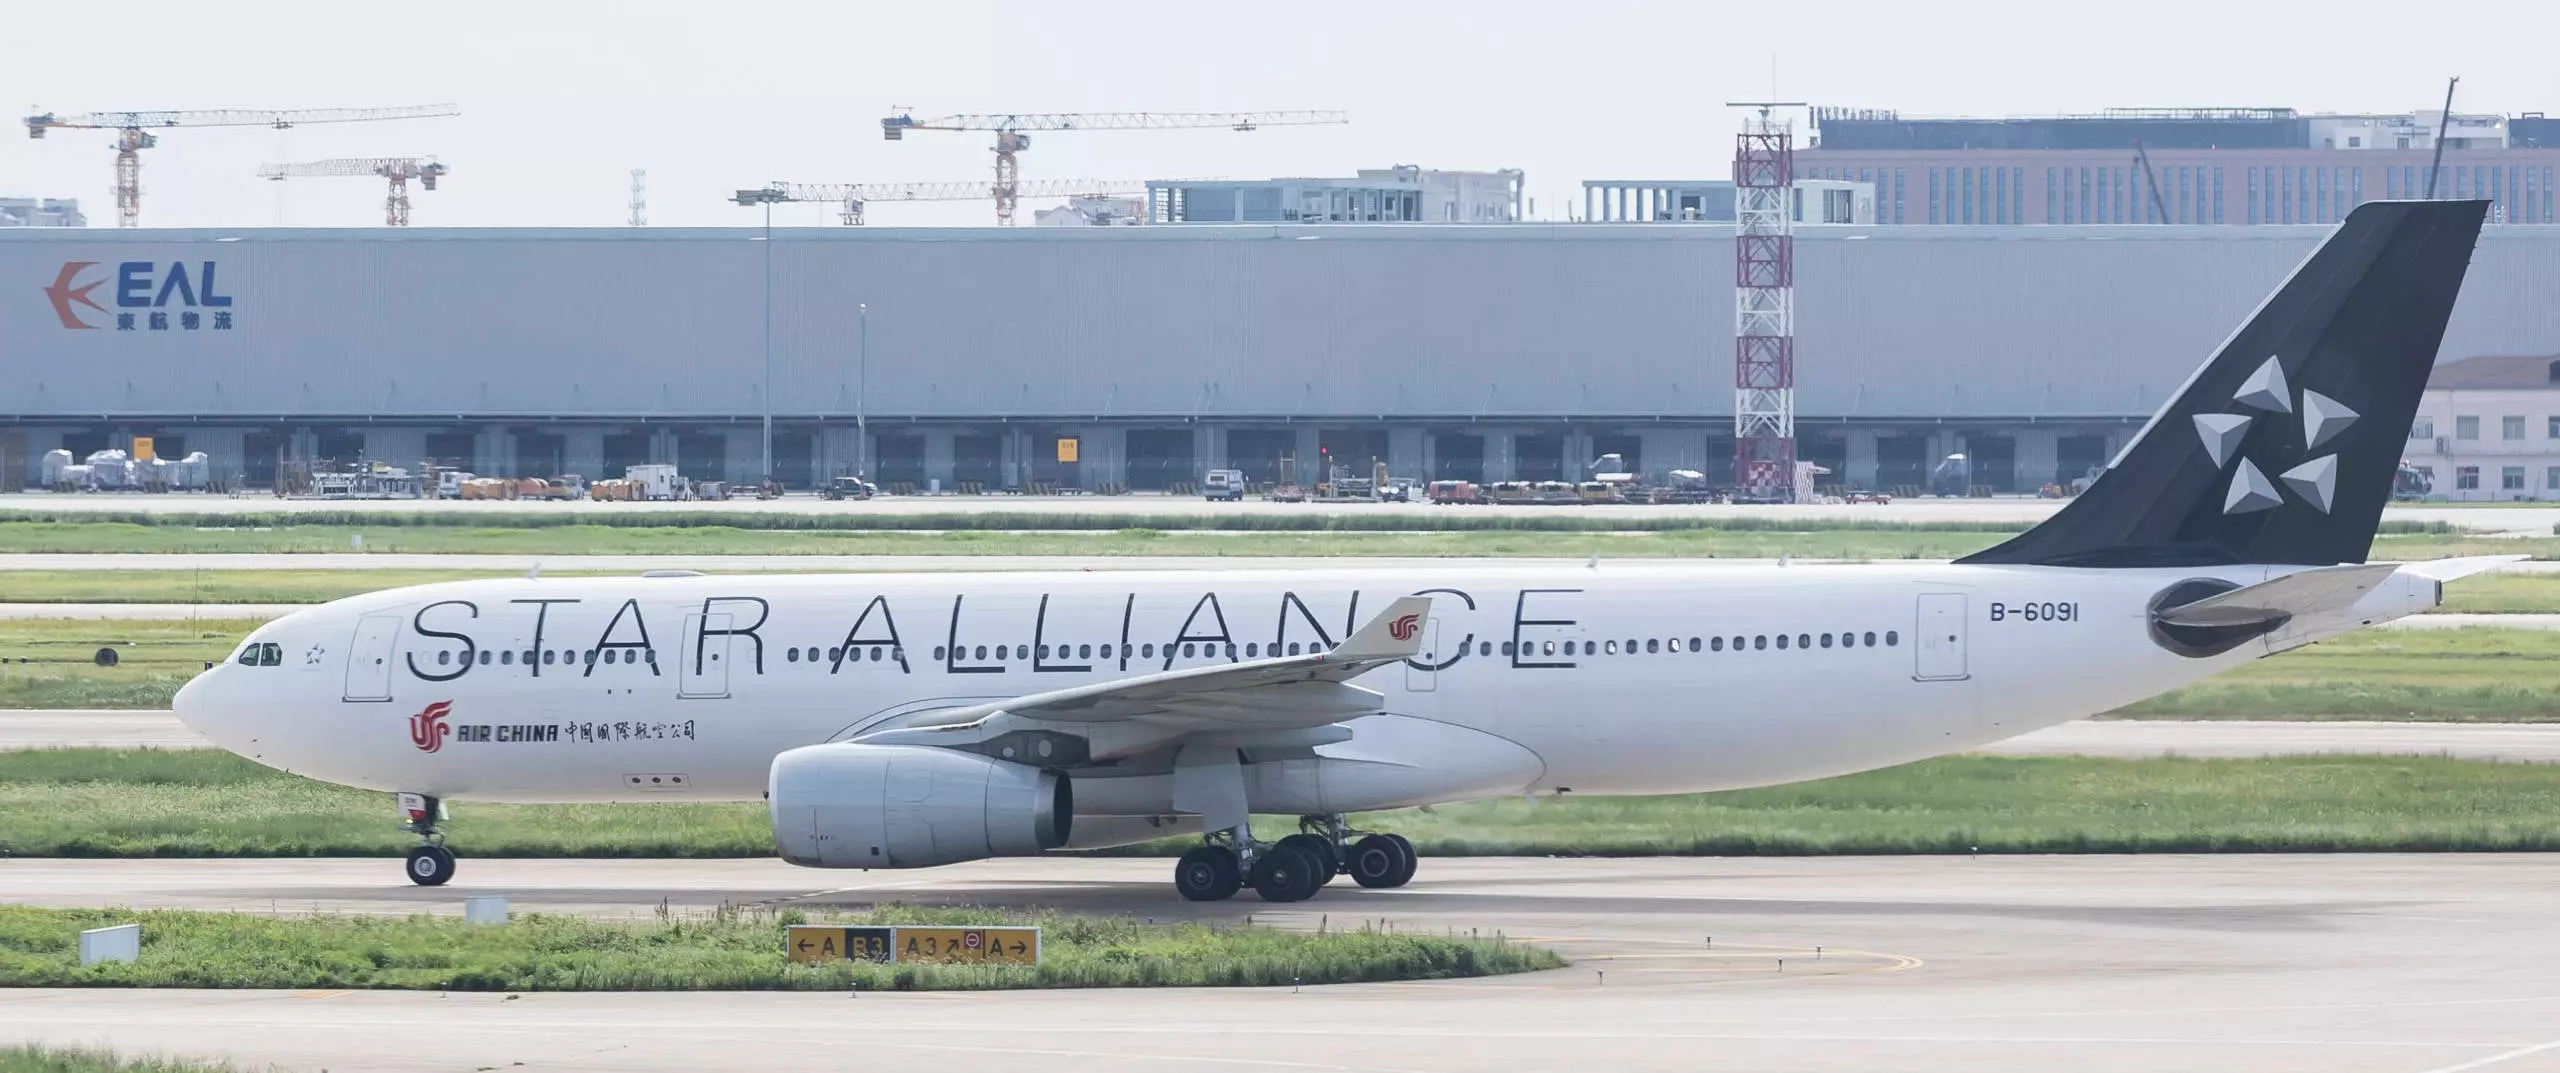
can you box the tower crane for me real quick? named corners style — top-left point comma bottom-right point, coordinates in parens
top-left (880, 110), bottom-right (1348, 225)
top-left (257, 157), bottom-right (449, 226)
top-left (755, 178), bottom-right (1150, 224)
top-left (24, 104), bottom-right (461, 227)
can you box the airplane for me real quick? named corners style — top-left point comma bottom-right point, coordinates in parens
top-left (176, 199), bottom-right (2510, 903)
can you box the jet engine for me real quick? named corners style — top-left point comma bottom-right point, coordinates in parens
top-left (769, 743), bottom-right (1070, 869)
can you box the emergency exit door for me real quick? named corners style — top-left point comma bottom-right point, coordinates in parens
top-left (1403, 618), bottom-right (1440, 692)
top-left (342, 612), bottom-right (402, 702)
top-left (1913, 593), bottom-right (1970, 681)
top-left (679, 613), bottom-right (732, 699)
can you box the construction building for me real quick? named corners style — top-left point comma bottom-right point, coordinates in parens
top-left (0, 198), bottom-right (86, 227)
top-left (1580, 179), bottom-right (1876, 224)
top-left (1796, 105), bottom-right (2560, 225)
top-left (1148, 167), bottom-right (1524, 224)
top-left (3, 222), bottom-right (2557, 495)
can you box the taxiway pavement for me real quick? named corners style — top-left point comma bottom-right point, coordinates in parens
top-left (5, 855), bottom-right (2559, 1073)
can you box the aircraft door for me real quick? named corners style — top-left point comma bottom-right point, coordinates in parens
top-left (679, 613), bottom-right (733, 699)
top-left (1403, 617), bottom-right (1440, 693)
top-left (1913, 593), bottom-right (1970, 681)
top-left (342, 611), bottom-right (402, 702)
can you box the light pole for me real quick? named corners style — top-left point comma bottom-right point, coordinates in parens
top-left (856, 303), bottom-right (868, 480)
top-left (731, 187), bottom-right (789, 486)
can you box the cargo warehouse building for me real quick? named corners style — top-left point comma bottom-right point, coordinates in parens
top-left (3, 223), bottom-right (2557, 494)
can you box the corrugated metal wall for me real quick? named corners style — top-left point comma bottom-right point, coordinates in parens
top-left (4, 223), bottom-right (2555, 420)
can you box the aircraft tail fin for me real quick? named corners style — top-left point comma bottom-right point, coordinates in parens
top-left (1960, 199), bottom-right (2488, 568)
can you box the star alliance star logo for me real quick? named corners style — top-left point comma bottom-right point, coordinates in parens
top-left (2192, 356), bottom-right (2357, 515)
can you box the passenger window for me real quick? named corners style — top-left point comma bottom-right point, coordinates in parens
top-left (786, 648), bottom-right (800, 663)
top-left (436, 650), bottom-right (451, 666)
top-left (584, 650), bottom-right (597, 666)
top-left (501, 650), bottom-right (514, 665)
top-left (1246, 643), bottom-right (1259, 657)
top-left (1711, 637), bottom-right (1724, 652)
top-left (1732, 636), bottom-right (1744, 651)
top-left (542, 650), bottom-right (556, 665)
top-left (1776, 635), bottom-right (1789, 650)
top-left (1754, 636), bottom-right (1767, 650)
top-left (1480, 641), bottom-right (1492, 656)
top-left (1605, 640), bottom-right (1618, 655)
top-left (1079, 644), bottom-right (1093, 659)
top-left (975, 645), bottom-right (989, 660)
top-left (478, 650), bottom-right (492, 665)
top-left (1863, 632), bottom-right (1877, 647)
top-left (871, 647), bottom-right (884, 662)
top-left (934, 646), bottom-right (948, 660)
top-left (1543, 640), bottom-right (1556, 656)
top-left (1143, 644), bottom-right (1156, 658)
top-left (604, 649), bottom-right (618, 664)
top-left (1224, 644), bottom-right (1237, 659)
top-left (1688, 637), bottom-right (1701, 652)
top-left (1646, 639), bottom-right (1659, 654)
top-left (1797, 634), bottom-right (1810, 650)
top-left (1625, 638), bottom-right (1638, 653)
top-left (1886, 631), bottom-right (1899, 646)
top-left (1820, 634), bottom-right (1832, 648)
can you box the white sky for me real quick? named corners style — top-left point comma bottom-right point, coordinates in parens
top-left (2, 0), bottom-right (2554, 229)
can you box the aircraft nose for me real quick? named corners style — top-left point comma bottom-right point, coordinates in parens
top-left (172, 663), bottom-right (233, 746)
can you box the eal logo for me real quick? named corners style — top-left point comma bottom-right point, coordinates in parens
top-left (43, 260), bottom-right (236, 332)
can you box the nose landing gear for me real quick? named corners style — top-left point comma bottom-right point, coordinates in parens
top-left (397, 792), bottom-right (455, 886)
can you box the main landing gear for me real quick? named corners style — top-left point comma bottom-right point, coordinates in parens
top-left (1172, 815), bottom-right (1417, 903)
top-left (398, 792), bottom-right (455, 886)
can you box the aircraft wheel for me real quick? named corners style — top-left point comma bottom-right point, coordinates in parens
top-left (1383, 834), bottom-right (1419, 888)
top-left (405, 845), bottom-right (456, 887)
top-left (1174, 846), bottom-right (1242, 902)
top-left (1347, 834), bottom-right (1415, 889)
top-left (1249, 844), bottom-right (1323, 903)
top-left (1277, 833), bottom-right (1338, 889)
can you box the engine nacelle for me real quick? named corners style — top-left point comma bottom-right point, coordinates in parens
top-left (769, 743), bottom-right (1070, 869)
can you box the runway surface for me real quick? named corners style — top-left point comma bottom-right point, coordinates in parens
top-left (7, 855), bottom-right (2560, 1073)
top-left (9, 710), bottom-right (2557, 761)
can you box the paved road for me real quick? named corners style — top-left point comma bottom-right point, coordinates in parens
top-left (6, 855), bottom-right (2560, 1073)
top-left (1987, 719), bottom-right (2560, 762)
top-left (11, 710), bottom-right (2559, 762)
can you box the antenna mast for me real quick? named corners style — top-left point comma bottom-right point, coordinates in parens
top-left (1729, 101), bottom-right (1806, 502)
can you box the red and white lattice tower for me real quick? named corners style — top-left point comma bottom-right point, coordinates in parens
top-left (1730, 103), bottom-right (1804, 501)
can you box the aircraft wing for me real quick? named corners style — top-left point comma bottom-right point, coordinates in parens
top-left (858, 596), bottom-right (1433, 755)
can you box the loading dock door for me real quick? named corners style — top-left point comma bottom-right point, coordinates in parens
top-left (1913, 594), bottom-right (1970, 681)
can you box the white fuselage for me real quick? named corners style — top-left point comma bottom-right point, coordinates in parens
top-left (173, 562), bottom-right (2423, 815)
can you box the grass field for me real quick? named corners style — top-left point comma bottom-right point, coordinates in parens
top-left (8, 616), bottom-right (2557, 720)
top-left (2119, 626), bottom-right (2560, 721)
top-left (0, 619), bottom-right (255, 710)
top-left (2, 546), bottom-right (2554, 608)
top-left (6, 749), bottom-right (2556, 859)
top-left (0, 1046), bottom-right (244, 1073)
top-left (0, 903), bottom-right (1553, 991)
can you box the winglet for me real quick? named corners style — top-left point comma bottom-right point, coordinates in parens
top-left (1332, 595), bottom-right (1432, 662)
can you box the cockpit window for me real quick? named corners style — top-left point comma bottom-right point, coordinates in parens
top-left (237, 642), bottom-right (282, 667)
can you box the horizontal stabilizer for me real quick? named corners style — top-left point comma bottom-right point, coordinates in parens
top-left (2155, 563), bottom-right (2399, 627)
top-left (2392, 555), bottom-right (2529, 583)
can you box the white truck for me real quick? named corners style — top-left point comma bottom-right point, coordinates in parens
top-left (625, 464), bottom-right (687, 501)
top-left (1202, 468), bottom-right (1246, 502)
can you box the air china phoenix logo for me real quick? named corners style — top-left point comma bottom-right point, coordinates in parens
top-left (2192, 356), bottom-right (2358, 516)
top-left (409, 701), bottom-right (454, 753)
top-left (1387, 613), bottom-right (1422, 641)
top-left (43, 262), bottom-right (106, 329)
